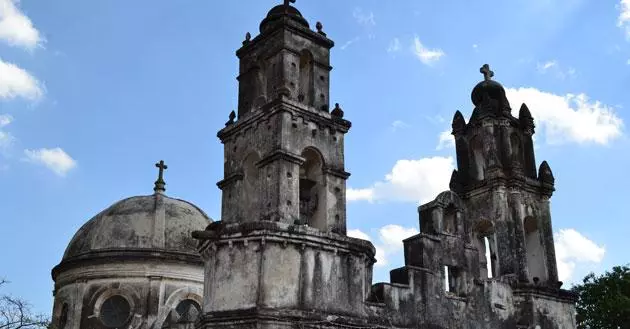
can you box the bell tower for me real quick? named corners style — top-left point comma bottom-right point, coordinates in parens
top-left (217, 0), bottom-right (351, 234)
top-left (449, 64), bottom-right (560, 286)
top-left (194, 2), bottom-right (375, 328)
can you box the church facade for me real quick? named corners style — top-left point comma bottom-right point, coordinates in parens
top-left (191, 2), bottom-right (577, 329)
top-left (51, 2), bottom-right (577, 329)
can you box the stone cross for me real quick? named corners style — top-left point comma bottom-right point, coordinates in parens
top-left (154, 160), bottom-right (168, 194)
top-left (480, 64), bottom-right (494, 81)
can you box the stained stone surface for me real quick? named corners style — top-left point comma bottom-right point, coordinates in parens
top-left (51, 192), bottom-right (211, 329)
top-left (194, 3), bottom-right (578, 329)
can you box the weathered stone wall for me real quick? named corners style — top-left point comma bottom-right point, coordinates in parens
top-left (52, 260), bottom-right (203, 329)
top-left (218, 98), bottom-right (350, 233)
top-left (197, 221), bottom-right (375, 323)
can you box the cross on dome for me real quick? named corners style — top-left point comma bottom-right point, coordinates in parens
top-left (154, 160), bottom-right (168, 194)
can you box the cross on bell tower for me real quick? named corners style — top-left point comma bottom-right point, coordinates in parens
top-left (480, 64), bottom-right (494, 81)
top-left (448, 64), bottom-right (559, 287)
top-left (283, 0), bottom-right (296, 12)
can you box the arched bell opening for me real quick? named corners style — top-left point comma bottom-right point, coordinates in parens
top-left (299, 147), bottom-right (326, 230)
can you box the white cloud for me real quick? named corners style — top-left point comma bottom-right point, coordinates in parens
top-left (346, 187), bottom-right (375, 202)
top-left (619, 0), bottom-right (630, 39)
top-left (348, 225), bottom-right (418, 267)
top-left (387, 38), bottom-right (401, 53)
top-left (0, 58), bottom-right (43, 101)
top-left (353, 7), bottom-right (376, 27)
top-left (554, 229), bottom-right (605, 283)
top-left (436, 129), bottom-right (454, 150)
top-left (24, 147), bottom-right (77, 176)
top-left (411, 37), bottom-right (445, 66)
top-left (347, 229), bottom-right (371, 241)
top-left (0, 114), bottom-right (12, 127)
top-left (379, 225), bottom-right (418, 251)
top-left (506, 88), bottom-right (623, 145)
top-left (0, 0), bottom-right (43, 50)
top-left (347, 156), bottom-right (454, 204)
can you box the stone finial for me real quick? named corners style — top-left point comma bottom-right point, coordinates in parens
top-left (538, 161), bottom-right (554, 185)
top-left (331, 103), bottom-right (344, 119)
top-left (449, 170), bottom-right (462, 192)
top-left (154, 160), bottom-right (168, 194)
top-left (225, 110), bottom-right (236, 126)
top-left (243, 32), bottom-right (251, 46)
top-left (519, 103), bottom-right (535, 129)
top-left (480, 64), bottom-right (494, 81)
top-left (316, 21), bottom-right (326, 36)
top-left (451, 110), bottom-right (466, 134)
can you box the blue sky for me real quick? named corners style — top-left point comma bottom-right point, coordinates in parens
top-left (0, 0), bottom-right (629, 315)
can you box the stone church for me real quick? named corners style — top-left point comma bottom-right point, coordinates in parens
top-left (50, 2), bottom-right (577, 329)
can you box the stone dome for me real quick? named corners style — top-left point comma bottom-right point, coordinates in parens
top-left (470, 64), bottom-right (509, 107)
top-left (62, 193), bottom-right (212, 261)
top-left (471, 79), bottom-right (507, 107)
top-left (259, 4), bottom-right (309, 33)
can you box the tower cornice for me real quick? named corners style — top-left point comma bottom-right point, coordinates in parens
top-left (218, 97), bottom-right (351, 142)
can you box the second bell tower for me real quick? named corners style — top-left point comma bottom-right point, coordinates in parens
top-left (217, 1), bottom-right (352, 233)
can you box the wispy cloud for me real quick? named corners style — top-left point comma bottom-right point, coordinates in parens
top-left (0, 58), bottom-right (44, 101)
top-left (340, 36), bottom-right (360, 50)
top-left (537, 60), bottom-right (558, 72)
top-left (391, 120), bottom-right (409, 132)
top-left (0, 0), bottom-right (43, 50)
top-left (619, 0), bottom-right (630, 39)
top-left (536, 60), bottom-right (576, 79)
top-left (24, 147), bottom-right (77, 176)
top-left (353, 7), bottom-right (376, 27)
top-left (0, 114), bottom-right (14, 149)
top-left (411, 37), bottom-right (445, 66)
top-left (387, 38), bottom-right (401, 53)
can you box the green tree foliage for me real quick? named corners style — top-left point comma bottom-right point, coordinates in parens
top-left (572, 265), bottom-right (630, 329)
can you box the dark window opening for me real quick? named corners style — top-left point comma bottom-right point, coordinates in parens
top-left (99, 295), bottom-right (131, 328)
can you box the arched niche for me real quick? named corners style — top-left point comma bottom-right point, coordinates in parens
top-left (252, 61), bottom-right (266, 110)
top-left (474, 219), bottom-right (497, 279)
top-left (510, 132), bottom-right (523, 166)
top-left (161, 299), bottom-right (201, 329)
top-left (524, 216), bottom-right (547, 283)
top-left (299, 147), bottom-right (325, 230)
top-left (54, 302), bottom-right (69, 329)
top-left (470, 135), bottom-right (485, 180)
top-left (242, 151), bottom-right (261, 221)
top-left (298, 49), bottom-right (314, 106)
top-left (454, 138), bottom-right (470, 178)
top-left (443, 205), bottom-right (457, 235)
